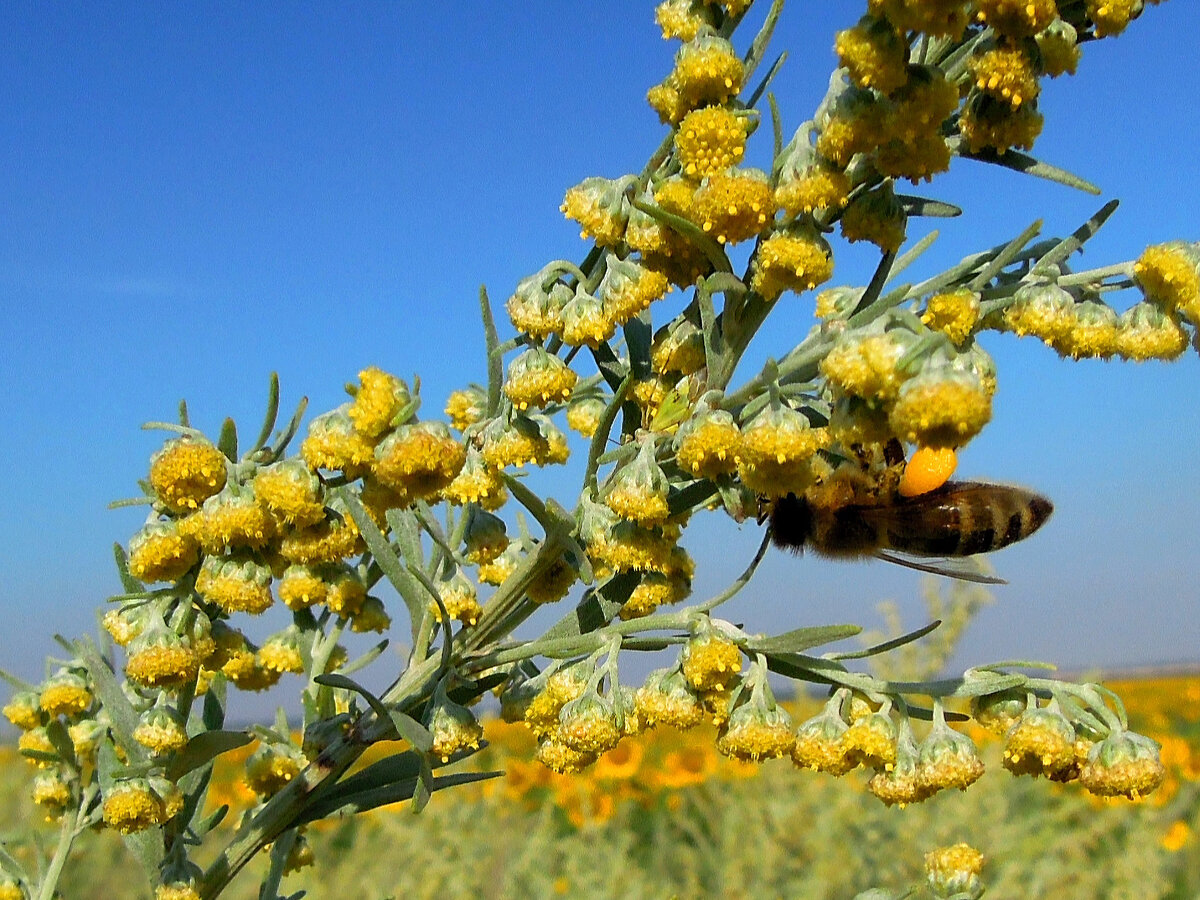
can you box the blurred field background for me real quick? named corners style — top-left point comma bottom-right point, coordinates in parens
top-left (2, 672), bottom-right (1196, 900)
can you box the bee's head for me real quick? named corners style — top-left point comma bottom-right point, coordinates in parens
top-left (768, 493), bottom-right (814, 552)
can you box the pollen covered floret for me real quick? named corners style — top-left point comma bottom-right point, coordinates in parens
top-left (975, 0), bottom-right (1058, 38)
top-left (324, 566), bottom-right (367, 618)
top-left (750, 227), bottom-right (834, 301)
top-left (875, 131), bottom-right (952, 183)
top-left (998, 281), bottom-right (1077, 344)
top-left (278, 509), bottom-right (362, 565)
top-left (38, 670), bottom-right (92, 718)
top-left (349, 595), bottom-right (391, 634)
top-left (969, 46), bottom-right (1040, 108)
top-left (959, 94), bottom-right (1044, 155)
top-left (822, 329), bottom-right (916, 403)
top-left (680, 627), bottom-right (742, 692)
top-left (301, 407), bottom-right (377, 475)
top-left (503, 348), bottom-right (577, 411)
top-left (1116, 303), bottom-right (1188, 361)
top-left (1053, 299), bottom-right (1120, 360)
top-left (278, 563), bottom-right (328, 610)
top-left (566, 396), bottom-right (607, 438)
top-left (526, 554), bottom-right (578, 605)
top-left (347, 367), bottom-right (411, 439)
top-left (888, 364), bottom-right (992, 449)
top-left (619, 570), bottom-right (691, 620)
top-left (635, 667), bottom-right (706, 730)
top-left (4, 691), bottom-right (44, 731)
top-left (196, 554), bottom-right (274, 615)
top-left (604, 440), bottom-right (671, 527)
top-left (1037, 20), bottom-right (1082, 77)
top-left (923, 287), bottom-right (981, 345)
top-left (443, 447), bottom-right (507, 509)
top-left (1134, 242), bottom-right (1200, 321)
top-left (506, 274), bottom-right (569, 342)
top-left (125, 628), bottom-right (200, 689)
top-left (775, 162), bottom-right (851, 216)
top-left (253, 459), bottom-right (326, 529)
top-left (479, 414), bottom-right (550, 472)
top-left (1086, 0), bottom-right (1142, 38)
top-left (561, 175), bottom-right (636, 248)
top-left (717, 701), bottom-right (795, 762)
top-left (917, 720), bottom-right (986, 793)
top-left (843, 710), bottom-right (899, 771)
top-left (18, 727), bottom-right (56, 766)
top-left (462, 505), bottom-right (508, 565)
top-left (149, 437), bottom-right (228, 514)
top-left (427, 696), bottom-right (484, 763)
top-left (655, 0), bottom-right (712, 42)
top-left (840, 184), bottom-right (907, 253)
top-left (791, 706), bottom-right (856, 775)
top-left (651, 317), bottom-right (706, 377)
top-left (835, 16), bottom-right (909, 94)
top-left (557, 692), bottom-right (623, 755)
top-left (258, 627), bottom-right (306, 674)
top-left (671, 34), bottom-right (745, 110)
top-left (676, 106), bottom-right (748, 180)
top-left (373, 421), bottom-right (466, 500)
top-left (1078, 730), bottom-right (1166, 799)
top-left (868, 0), bottom-right (971, 39)
top-left (435, 570), bottom-right (483, 626)
top-left (561, 287), bottom-right (617, 349)
top-left (535, 737), bottom-right (598, 774)
top-left (692, 169), bottom-right (775, 245)
top-left (32, 770), bottom-right (72, 816)
top-left (925, 843), bottom-right (985, 900)
top-left (445, 385), bottom-right (487, 432)
top-left (103, 778), bottom-right (168, 834)
top-left (246, 742), bottom-right (307, 798)
top-left (736, 404), bottom-right (829, 497)
top-left (181, 486), bottom-right (276, 554)
top-left (887, 64), bottom-right (960, 144)
top-left (133, 702), bottom-right (189, 755)
top-left (675, 408), bottom-right (740, 479)
top-left (816, 94), bottom-right (890, 167)
top-left (127, 519), bottom-right (200, 584)
top-left (1002, 705), bottom-right (1078, 779)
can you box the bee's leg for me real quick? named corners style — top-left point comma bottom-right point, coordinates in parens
top-left (884, 437), bottom-right (906, 467)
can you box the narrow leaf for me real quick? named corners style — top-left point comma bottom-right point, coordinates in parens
top-left (744, 624), bottom-right (863, 655)
top-left (897, 195), bottom-right (961, 218)
top-left (269, 395), bottom-right (309, 458)
top-left (480, 285), bottom-right (504, 417)
top-left (71, 636), bottom-right (144, 762)
top-left (250, 372), bottom-right (281, 454)
top-left (166, 730), bottom-right (252, 782)
top-left (830, 620), bottom-right (942, 661)
top-left (957, 144), bottom-right (1101, 195)
top-left (340, 490), bottom-right (424, 645)
top-left (217, 417), bottom-right (237, 461)
top-left (1033, 199), bottom-right (1120, 271)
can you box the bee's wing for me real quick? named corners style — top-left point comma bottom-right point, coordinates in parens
top-left (872, 550), bottom-right (1008, 584)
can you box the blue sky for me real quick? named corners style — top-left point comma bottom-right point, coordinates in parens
top-left (1, 2), bottom-right (1197, 697)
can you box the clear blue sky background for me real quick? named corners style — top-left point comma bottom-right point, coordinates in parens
top-left (2, 2), bottom-right (1197, 700)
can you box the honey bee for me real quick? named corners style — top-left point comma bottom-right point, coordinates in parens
top-left (767, 446), bottom-right (1053, 583)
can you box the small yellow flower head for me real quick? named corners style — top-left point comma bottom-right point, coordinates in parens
top-left (435, 570), bottom-right (483, 626)
top-left (301, 407), bottom-right (377, 475)
top-left (557, 692), bottom-right (623, 755)
top-left (888, 64), bottom-right (960, 143)
top-left (126, 626), bottom-right (201, 689)
top-left (103, 778), bottom-right (166, 834)
top-left (524, 665), bottom-right (590, 737)
top-left (959, 94), bottom-right (1044, 154)
top-left (245, 742), bottom-right (307, 798)
top-left (775, 162), bottom-right (852, 216)
top-left (604, 440), bottom-right (671, 527)
top-left (182, 487), bottom-right (275, 554)
top-left (1134, 241), bottom-right (1200, 319)
top-left (647, 79), bottom-right (689, 126)
top-left (868, 0), bottom-right (971, 38)
top-left (717, 700), bottom-right (794, 763)
top-left (1037, 19), bottom-right (1082, 77)
top-left (503, 348), bottom-right (578, 411)
top-left (925, 843), bottom-right (985, 900)
top-left (917, 719), bottom-right (986, 794)
top-left (841, 183), bottom-right (907, 253)
top-left (196, 554), bottom-right (274, 615)
top-left (998, 281), bottom-right (1076, 344)
top-left (283, 832), bottom-right (315, 875)
top-left (676, 106), bottom-right (749, 180)
top-left (631, 376), bottom-right (672, 425)
top-left (258, 627), bottom-right (306, 674)
top-left (347, 367), bottom-right (412, 439)
top-left (477, 540), bottom-right (523, 586)
top-left (791, 704), bottom-right (855, 775)
top-left (526, 554), bottom-right (578, 605)
top-left (750, 226), bottom-right (834, 301)
top-left (535, 737), bottom-right (597, 774)
top-left (561, 175), bottom-right (636, 248)
top-left (888, 364), bottom-right (992, 449)
top-left (835, 16), bottom-right (909, 94)
top-left (566, 396), bottom-right (607, 438)
top-left (736, 403), bottom-right (829, 498)
top-left (1053, 299), bottom-right (1120, 360)
top-left (349, 595), bottom-right (391, 633)
top-left (128, 520), bottom-right (200, 584)
top-left (0, 878), bottom-right (24, 900)
top-left (1086, 0), bottom-right (1142, 38)
top-left (652, 316), bottom-right (705, 376)
top-left (601, 256), bottom-right (672, 328)
top-left (149, 437), bottom-right (228, 514)
top-left (693, 168), bottom-right (775, 245)
top-left (426, 694), bottom-right (484, 763)
top-left (971, 687), bottom-right (1028, 734)
top-left (816, 92), bottom-right (890, 167)
top-left (462, 505), bottom-right (508, 565)
top-left (443, 447), bottom-right (507, 509)
top-left (32, 770), bottom-right (72, 816)
top-left (252, 459), bottom-right (325, 529)
top-left (373, 421), bottom-right (466, 500)
top-left (619, 570), bottom-right (690, 620)
top-left (4, 690), bottom-right (44, 731)
top-left (655, 0), bottom-right (713, 42)
top-left (671, 34), bottom-right (745, 109)
top-left (529, 414), bottom-right (570, 465)
top-left (156, 884), bottom-right (202, 900)
top-left (635, 667), bottom-right (706, 730)
top-left (445, 385), bottom-right (487, 432)
top-left (560, 287), bottom-right (617, 349)
top-left (205, 621), bottom-right (255, 674)
top-left (843, 710), bottom-right (899, 771)
top-left (898, 445), bottom-right (958, 497)
top-left (277, 563), bottom-right (328, 610)
top-left (133, 701), bottom-right (189, 755)
top-left (814, 286), bottom-right (863, 321)
top-left (279, 506), bottom-right (363, 565)
top-left (1002, 704), bottom-right (1077, 778)
top-left (324, 566), bottom-right (367, 617)
top-left (507, 272), bottom-right (571, 342)
top-left (655, 174), bottom-right (702, 225)
top-left (876, 132), bottom-right (952, 184)
top-left (38, 670), bottom-right (92, 719)
top-left (675, 407), bottom-right (740, 479)
top-left (868, 728), bottom-right (931, 806)
top-left (596, 520), bottom-right (677, 574)
top-left (680, 623), bottom-right (742, 692)
top-left (1117, 303), bottom-right (1188, 361)
top-left (923, 288), bottom-right (980, 346)
top-left (103, 604), bottom-right (150, 648)
top-left (970, 45), bottom-right (1041, 109)
top-left (1079, 730), bottom-right (1165, 799)
top-left (18, 727), bottom-right (56, 767)
top-left (976, 0), bottom-right (1058, 38)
